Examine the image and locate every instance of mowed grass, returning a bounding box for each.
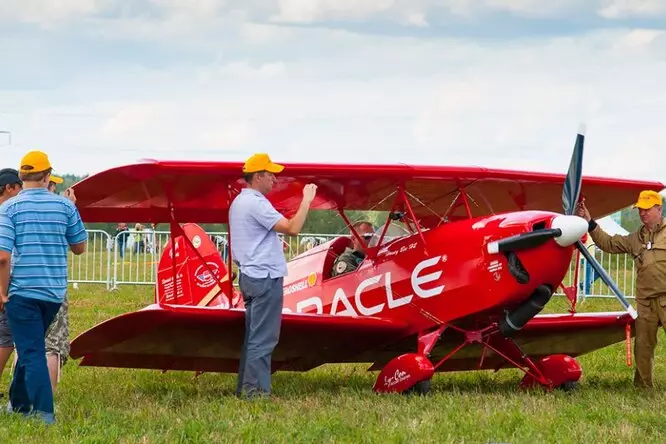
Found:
[1,285,666,442]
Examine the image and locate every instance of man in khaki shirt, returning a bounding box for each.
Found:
[577,190,666,388]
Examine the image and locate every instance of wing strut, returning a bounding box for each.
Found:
[337,208,369,252]
[163,179,180,306]
[400,183,428,254]
[459,188,474,218]
[226,185,238,299]
[365,183,430,260]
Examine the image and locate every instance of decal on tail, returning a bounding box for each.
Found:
[156,223,239,308]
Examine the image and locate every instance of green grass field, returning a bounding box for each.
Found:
[1,285,665,442]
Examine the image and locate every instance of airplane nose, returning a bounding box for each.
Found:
[551,215,588,247]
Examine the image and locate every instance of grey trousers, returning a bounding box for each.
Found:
[236,273,284,397]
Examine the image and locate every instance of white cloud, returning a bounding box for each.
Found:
[405,12,428,27]
[102,104,158,136]
[481,0,585,17]
[598,0,666,19]
[0,0,107,25]
[240,22,299,45]
[270,0,396,23]
[3,0,666,32]
[1,3,666,189]
[216,61,287,79]
[614,28,664,50]
[199,121,254,149]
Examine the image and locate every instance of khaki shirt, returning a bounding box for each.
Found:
[589,217,666,300]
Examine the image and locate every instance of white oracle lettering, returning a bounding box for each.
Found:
[411,255,445,299]
[282,307,293,313]
[355,275,384,316]
[296,296,323,314]
[330,288,358,316]
[325,254,446,317]
[385,271,412,309]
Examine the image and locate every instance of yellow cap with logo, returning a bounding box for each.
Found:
[20,151,52,174]
[242,153,284,174]
[634,190,663,209]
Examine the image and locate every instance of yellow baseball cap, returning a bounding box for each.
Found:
[242,153,284,174]
[20,150,52,174]
[634,190,663,209]
[49,174,64,184]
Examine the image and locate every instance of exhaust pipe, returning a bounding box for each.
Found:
[499,285,552,337]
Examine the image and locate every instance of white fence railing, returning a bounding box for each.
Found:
[557,243,637,299]
[67,229,638,299]
[68,230,113,289]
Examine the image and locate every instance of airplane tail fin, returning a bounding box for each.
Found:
[156,223,240,308]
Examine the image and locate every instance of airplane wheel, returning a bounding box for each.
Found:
[403,379,431,396]
[556,381,578,392]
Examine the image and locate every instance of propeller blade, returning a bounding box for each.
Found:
[562,124,585,215]
[487,215,588,254]
[576,240,638,319]
[487,229,561,254]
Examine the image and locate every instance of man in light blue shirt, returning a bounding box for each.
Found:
[0,151,87,424]
[229,153,316,399]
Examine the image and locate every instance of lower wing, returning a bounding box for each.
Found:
[71,307,632,374]
[367,311,634,372]
[69,304,410,373]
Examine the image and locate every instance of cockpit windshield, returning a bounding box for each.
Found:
[367,222,413,248]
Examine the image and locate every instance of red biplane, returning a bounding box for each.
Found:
[69,130,664,394]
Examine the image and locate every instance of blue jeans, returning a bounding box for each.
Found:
[236,273,284,397]
[5,295,61,424]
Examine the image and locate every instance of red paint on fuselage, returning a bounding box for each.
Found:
[277,210,574,335]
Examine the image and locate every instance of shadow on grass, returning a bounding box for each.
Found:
[95,364,660,408]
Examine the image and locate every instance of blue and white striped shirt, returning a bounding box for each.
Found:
[228,188,287,279]
[0,188,87,303]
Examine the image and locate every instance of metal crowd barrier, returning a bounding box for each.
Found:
[555,243,637,300]
[67,229,341,290]
[67,229,113,289]
[68,229,637,299]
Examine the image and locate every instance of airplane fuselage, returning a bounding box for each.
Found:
[275,210,577,334]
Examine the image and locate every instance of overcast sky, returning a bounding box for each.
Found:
[1,1,665,183]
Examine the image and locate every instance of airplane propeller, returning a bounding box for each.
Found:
[562,124,638,319]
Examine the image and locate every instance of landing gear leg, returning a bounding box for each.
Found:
[372,320,583,394]
[373,326,447,394]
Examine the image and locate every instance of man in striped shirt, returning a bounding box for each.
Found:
[0,151,87,424]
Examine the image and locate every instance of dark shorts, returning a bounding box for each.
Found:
[0,309,13,348]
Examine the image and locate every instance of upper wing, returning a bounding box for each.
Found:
[72,160,664,223]
[69,304,411,373]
